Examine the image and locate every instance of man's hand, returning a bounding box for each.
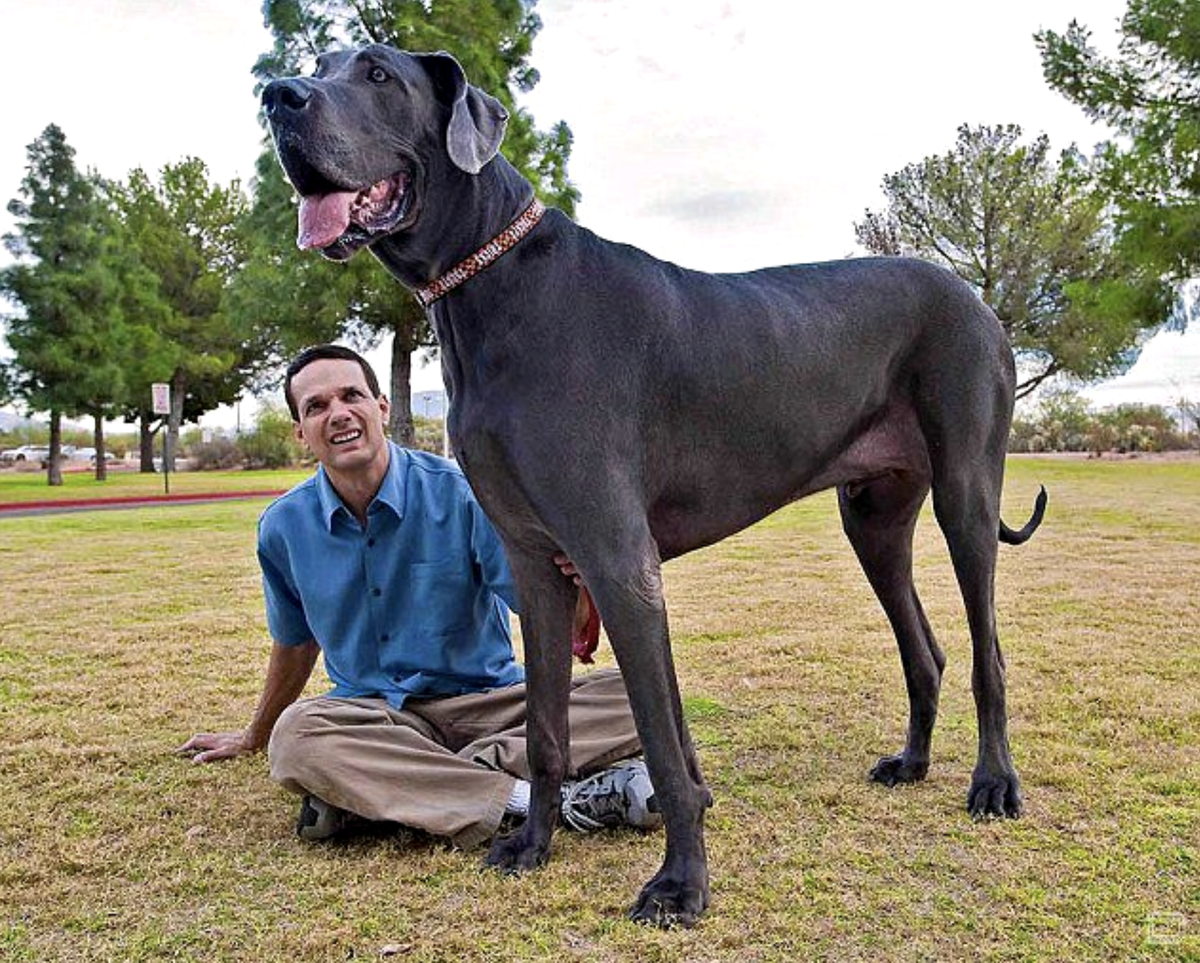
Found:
[554,552,601,663]
[177,730,260,764]
[177,640,317,765]
[554,552,582,585]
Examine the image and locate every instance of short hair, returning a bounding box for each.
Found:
[284,344,383,421]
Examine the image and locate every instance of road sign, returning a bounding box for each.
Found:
[152,383,171,415]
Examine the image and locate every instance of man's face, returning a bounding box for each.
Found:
[290,358,391,475]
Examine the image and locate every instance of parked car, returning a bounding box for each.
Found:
[0,445,52,466]
[76,447,120,465]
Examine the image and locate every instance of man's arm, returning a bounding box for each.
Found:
[178,639,319,763]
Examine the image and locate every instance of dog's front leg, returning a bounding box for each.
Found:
[587,547,713,927]
[484,548,575,873]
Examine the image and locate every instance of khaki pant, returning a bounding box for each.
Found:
[268,667,641,849]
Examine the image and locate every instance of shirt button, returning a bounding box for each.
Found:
[367,539,375,547]
[372,588,382,597]
[381,633,389,642]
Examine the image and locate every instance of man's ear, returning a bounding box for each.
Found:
[415,51,508,174]
[293,421,309,448]
[378,394,391,428]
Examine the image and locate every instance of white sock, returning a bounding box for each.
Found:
[505,779,531,816]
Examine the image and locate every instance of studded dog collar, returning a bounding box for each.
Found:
[414,197,546,309]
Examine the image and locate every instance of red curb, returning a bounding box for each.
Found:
[0,490,286,513]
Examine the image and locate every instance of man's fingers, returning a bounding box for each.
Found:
[178,732,245,762]
[191,748,224,764]
[552,552,582,583]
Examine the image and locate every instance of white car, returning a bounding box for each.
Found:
[0,445,52,466]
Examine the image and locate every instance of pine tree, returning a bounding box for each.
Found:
[1038,0,1200,287]
[1,125,155,484]
[855,124,1174,396]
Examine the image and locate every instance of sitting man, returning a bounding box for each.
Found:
[181,344,658,847]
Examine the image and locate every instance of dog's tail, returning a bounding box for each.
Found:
[999,485,1047,545]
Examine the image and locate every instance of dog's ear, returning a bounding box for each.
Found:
[415,52,508,174]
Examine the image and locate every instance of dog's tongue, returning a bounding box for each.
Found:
[297,191,358,250]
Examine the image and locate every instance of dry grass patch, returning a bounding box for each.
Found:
[1,459,1196,961]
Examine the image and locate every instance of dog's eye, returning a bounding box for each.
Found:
[367,65,388,84]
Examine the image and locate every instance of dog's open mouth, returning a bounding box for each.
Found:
[297,171,413,254]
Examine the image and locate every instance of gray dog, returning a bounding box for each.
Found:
[263,45,1045,927]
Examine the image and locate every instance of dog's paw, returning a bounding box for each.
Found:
[629,869,710,929]
[483,826,552,875]
[869,752,929,787]
[967,768,1022,819]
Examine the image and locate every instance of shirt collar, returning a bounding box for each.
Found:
[315,441,409,530]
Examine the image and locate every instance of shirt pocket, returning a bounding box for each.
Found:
[404,560,476,636]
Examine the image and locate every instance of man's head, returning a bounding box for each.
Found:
[285,344,391,480]
[284,344,382,421]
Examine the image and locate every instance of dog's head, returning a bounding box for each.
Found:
[262,45,508,261]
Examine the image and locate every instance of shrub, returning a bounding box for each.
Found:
[239,405,304,469]
[188,435,244,470]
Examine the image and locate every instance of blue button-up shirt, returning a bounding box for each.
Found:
[257,442,525,707]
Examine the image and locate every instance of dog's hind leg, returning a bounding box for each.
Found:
[930,447,1023,819]
[585,536,712,928]
[838,470,944,787]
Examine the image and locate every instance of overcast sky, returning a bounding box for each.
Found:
[2,0,1197,427]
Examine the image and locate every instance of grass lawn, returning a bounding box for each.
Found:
[0,457,1196,961]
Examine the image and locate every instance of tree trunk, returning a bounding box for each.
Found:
[92,412,107,482]
[388,340,416,447]
[47,410,63,487]
[139,412,158,473]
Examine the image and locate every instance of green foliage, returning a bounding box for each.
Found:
[230,0,578,444]
[0,125,169,483]
[237,403,305,469]
[113,158,258,467]
[0,357,12,408]
[856,124,1175,396]
[1037,0,1200,288]
[1009,387,1196,452]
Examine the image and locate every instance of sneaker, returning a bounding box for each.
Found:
[560,759,662,832]
[296,795,351,841]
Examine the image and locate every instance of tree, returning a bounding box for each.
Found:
[1037,0,1200,285]
[855,124,1175,397]
[1,125,159,484]
[233,0,578,443]
[114,159,257,471]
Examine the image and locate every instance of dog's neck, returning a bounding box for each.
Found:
[369,155,534,292]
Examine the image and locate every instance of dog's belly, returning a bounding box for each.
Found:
[647,400,929,560]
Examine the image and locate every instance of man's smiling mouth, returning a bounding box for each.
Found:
[331,429,363,445]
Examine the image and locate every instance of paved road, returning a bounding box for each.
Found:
[0,489,285,519]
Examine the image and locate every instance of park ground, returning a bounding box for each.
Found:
[0,456,1196,961]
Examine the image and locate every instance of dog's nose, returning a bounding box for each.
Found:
[262,79,312,118]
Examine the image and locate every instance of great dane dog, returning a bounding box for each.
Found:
[262,45,1045,927]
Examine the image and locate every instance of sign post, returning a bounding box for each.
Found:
[151,383,171,495]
